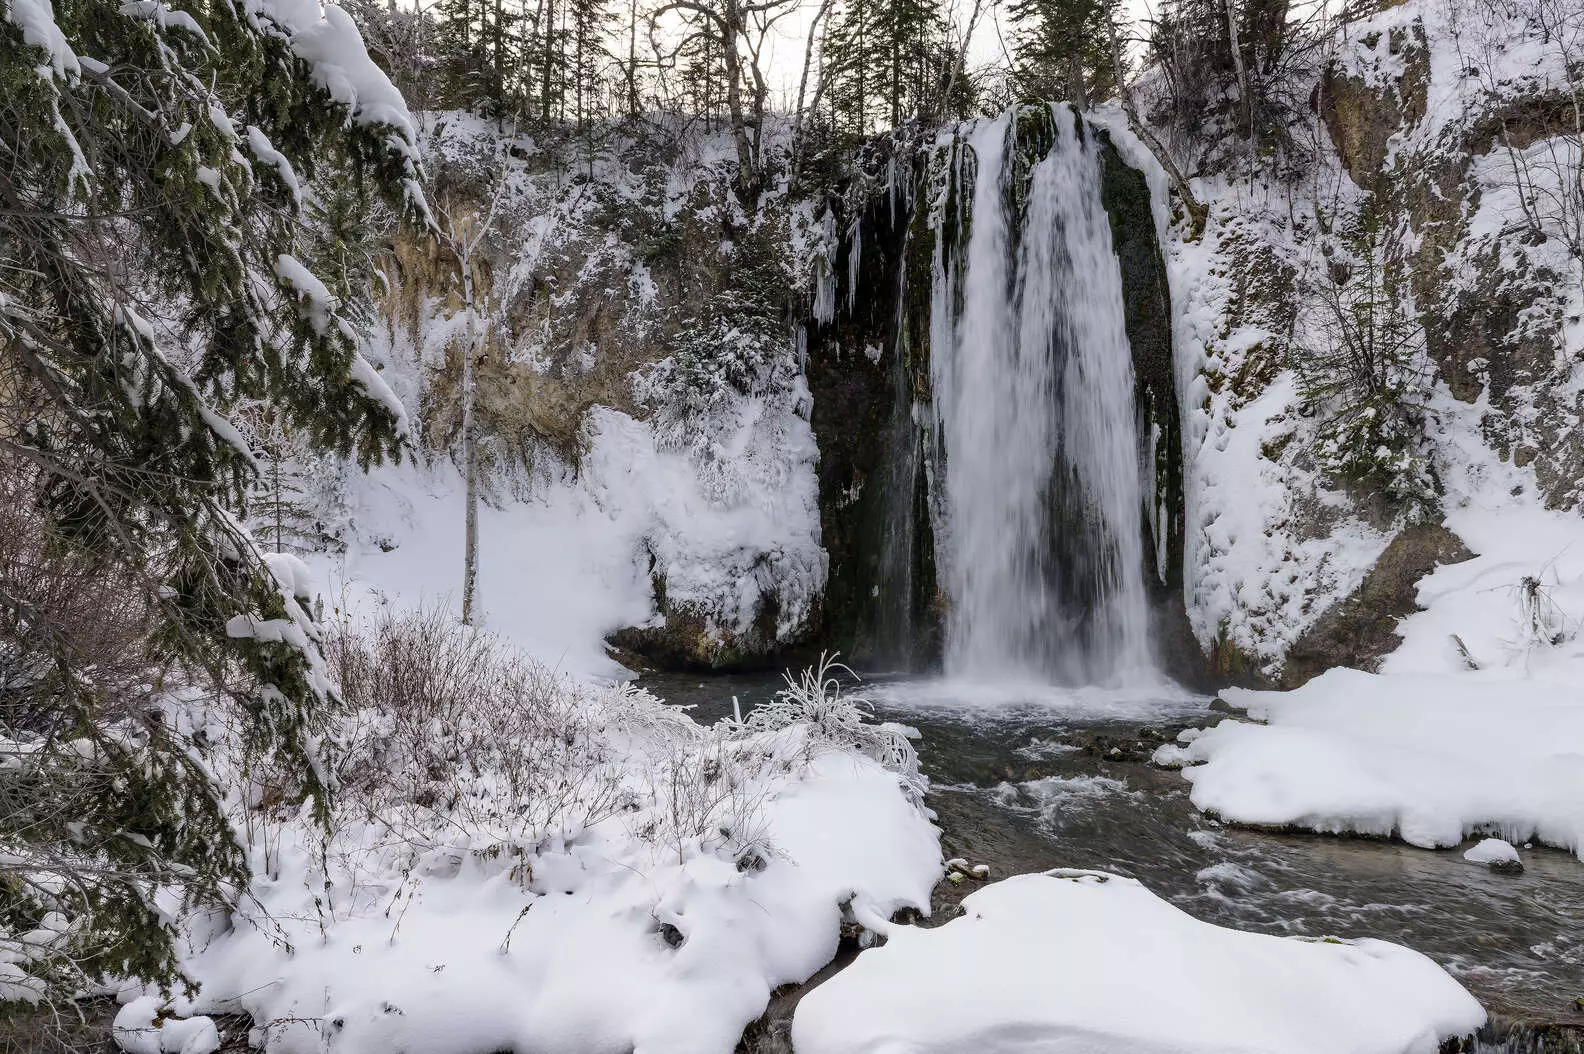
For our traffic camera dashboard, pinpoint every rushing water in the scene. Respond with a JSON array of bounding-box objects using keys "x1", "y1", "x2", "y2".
[
  {"x1": 929, "y1": 107, "x2": 1152, "y2": 685},
  {"x1": 643, "y1": 671, "x2": 1584, "y2": 1040}
]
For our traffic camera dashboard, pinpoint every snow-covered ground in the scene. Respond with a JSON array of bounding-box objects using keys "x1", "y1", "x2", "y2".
[
  {"x1": 1158, "y1": 395, "x2": 1584, "y2": 860},
  {"x1": 792, "y1": 870, "x2": 1485, "y2": 1054},
  {"x1": 318, "y1": 397, "x2": 821, "y2": 682},
  {"x1": 115, "y1": 652, "x2": 939, "y2": 1054}
]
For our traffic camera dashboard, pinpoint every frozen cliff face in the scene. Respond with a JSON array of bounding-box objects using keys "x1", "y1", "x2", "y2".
[
  {"x1": 1147, "y1": 0, "x2": 1584, "y2": 685},
  {"x1": 324, "y1": 114, "x2": 827, "y2": 675}
]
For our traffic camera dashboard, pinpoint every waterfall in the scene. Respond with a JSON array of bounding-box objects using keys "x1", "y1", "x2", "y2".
[{"x1": 929, "y1": 106, "x2": 1153, "y2": 684}]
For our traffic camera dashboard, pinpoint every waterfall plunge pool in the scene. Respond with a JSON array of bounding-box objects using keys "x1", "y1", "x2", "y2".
[{"x1": 640, "y1": 668, "x2": 1584, "y2": 1036}]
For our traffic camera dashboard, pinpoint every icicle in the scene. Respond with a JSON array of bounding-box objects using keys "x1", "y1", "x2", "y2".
[
  {"x1": 846, "y1": 219, "x2": 862, "y2": 313},
  {"x1": 813, "y1": 206, "x2": 838, "y2": 325}
]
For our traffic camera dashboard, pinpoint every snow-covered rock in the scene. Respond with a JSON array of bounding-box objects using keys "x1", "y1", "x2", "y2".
[
  {"x1": 1159, "y1": 399, "x2": 1584, "y2": 860},
  {"x1": 112, "y1": 997, "x2": 220, "y2": 1054},
  {"x1": 791, "y1": 869, "x2": 1484, "y2": 1054},
  {"x1": 1463, "y1": 838, "x2": 1522, "y2": 871}
]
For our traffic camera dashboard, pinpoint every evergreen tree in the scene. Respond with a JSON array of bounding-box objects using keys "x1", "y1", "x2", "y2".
[
  {"x1": 565, "y1": 0, "x2": 613, "y2": 128},
  {"x1": 1009, "y1": 0, "x2": 1123, "y2": 107},
  {"x1": 0, "y1": 0, "x2": 426, "y2": 1009},
  {"x1": 823, "y1": 0, "x2": 955, "y2": 135}
]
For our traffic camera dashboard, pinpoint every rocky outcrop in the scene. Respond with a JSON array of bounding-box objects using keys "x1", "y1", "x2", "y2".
[
  {"x1": 1322, "y1": 11, "x2": 1584, "y2": 508},
  {"x1": 375, "y1": 123, "x2": 824, "y2": 673},
  {"x1": 1280, "y1": 524, "x2": 1474, "y2": 688},
  {"x1": 1319, "y1": 22, "x2": 1429, "y2": 193}
]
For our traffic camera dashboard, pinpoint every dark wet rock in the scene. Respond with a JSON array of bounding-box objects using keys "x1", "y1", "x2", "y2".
[
  {"x1": 607, "y1": 588, "x2": 794, "y2": 673},
  {"x1": 1444, "y1": 1018, "x2": 1584, "y2": 1053},
  {"x1": 1280, "y1": 524, "x2": 1475, "y2": 688}
]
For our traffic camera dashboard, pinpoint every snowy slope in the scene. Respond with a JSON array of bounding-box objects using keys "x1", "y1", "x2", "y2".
[
  {"x1": 1125, "y1": 0, "x2": 1584, "y2": 679},
  {"x1": 117, "y1": 660, "x2": 939, "y2": 1054},
  {"x1": 278, "y1": 113, "x2": 829, "y2": 677}
]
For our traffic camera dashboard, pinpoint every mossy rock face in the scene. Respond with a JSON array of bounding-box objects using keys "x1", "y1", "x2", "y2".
[
  {"x1": 1320, "y1": 21, "x2": 1429, "y2": 193},
  {"x1": 803, "y1": 145, "x2": 943, "y2": 670},
  {"x1": 1208, "y1": 629, "x2": 1274, "y2": 689},
  {"x1": 1093, "y1": 127, "x2": 1210, "y2": 687},
  {"x1": 606, "y1": 578, "x2": 791, "y2": 672}
]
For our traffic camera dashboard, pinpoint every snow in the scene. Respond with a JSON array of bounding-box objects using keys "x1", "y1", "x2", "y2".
[
  {"x1": 1157, "y1": 393, "x2": 1584, "y2": 861},
  {"x1": 244, "y1": 0, "x2": 418, "y2": 158},
  {"x1": 1155, "y1": 667, "x2": 1584, "y2": 856},
  {"x1": 119, "y1": 2, "x2": 208, "y2": 43},
  {"x1": 245, "y1": 125, "x2": 302, "y2": 204},
  {"x1": 792, "y1": 869, "x2": 1485, "y2": 1054},
  {"x1": 347, "y1": 351, "x2": 409, "y2": 434},
  {"x1": 4, "y1": 0, "x2": 78, "y2": 77},
  {"x1": 320, "y1": 455, "x2": 650, "y2": 680},
  {"x1": 281, "y1": 116, "x2": 828, "y2": 678},
  {"x1": 159, "y1": 679, "x2": 939, "y2": 1054},
  {"x1": 113, "y1": 997, "x2": 219, "y2": 1054},
  {"x1": 273, "y1": 253, "x2": 335, "y2": 334},
  {"x1": 1463, "y1": 838, "x2": 1520, "y2": 865}
]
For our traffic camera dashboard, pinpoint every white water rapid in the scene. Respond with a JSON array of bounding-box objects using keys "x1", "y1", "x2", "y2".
[{"x1": 929, "y1": 106, "x2": 1153, "y2": 684}]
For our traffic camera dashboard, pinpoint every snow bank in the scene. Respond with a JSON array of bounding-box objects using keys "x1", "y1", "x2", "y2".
[
  {"x1": 1159, "y1": 395, "x2": 1584, "y2": 860},
  {"x1": 792, "y1": 869, "x2": 1484, "y2": 1054},
  {"x1": 157, "y1": 673, "x2": 938, "y2": 1054},
  {"x1": 113, "y1": 997, "x2": 219, "y2": 1054},
  {"x1": 1156, "y1": 667, "x2": 1584, "y2": 857}
]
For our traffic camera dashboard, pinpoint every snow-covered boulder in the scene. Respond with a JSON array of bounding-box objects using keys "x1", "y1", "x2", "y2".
[
  {"x1": 792, "y1": 869, "x2": 1484, "y2": 1054},
  {"x1": 1463, "y1": 838, "x2": 1523, "y2": 873}
]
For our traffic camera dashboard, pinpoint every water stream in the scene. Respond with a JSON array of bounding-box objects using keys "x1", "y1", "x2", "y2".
[{"x1": 643, "y1": 671, "x2": 1584, "y2": 1041}]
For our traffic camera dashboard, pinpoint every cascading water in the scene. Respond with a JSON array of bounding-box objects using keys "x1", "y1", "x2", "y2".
[{"x1": 929, "y1": 106, "x2": 1153, "y2": 684}]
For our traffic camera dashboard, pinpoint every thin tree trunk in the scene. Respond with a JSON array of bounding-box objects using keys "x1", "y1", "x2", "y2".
[
  {"x1": 627, "y1": 0, "x2": 640, "y2": 115},
  {"x1": 460, "y1": 257, "x2": 479, "y2": 626},
  {"x1": 791, "y1": 0, "x2": 838, "y2": 179},
  {"x1": 718, "y1": 0, "x2": 757, "y2": 191},
  {"x1": 941, "y1": 0, "x2": 985, "y2": 121},
  {"x1": 1223, "y1": 0, "x2": 1254, "y2": 142},
  {"x1": 1106, "y1": 14, "x2": 1208, "y2": 234}
]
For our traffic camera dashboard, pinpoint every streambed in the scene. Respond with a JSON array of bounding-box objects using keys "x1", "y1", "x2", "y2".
[{"x1": 642, "y1": 671, "x2": 1584, "y2": 1041}]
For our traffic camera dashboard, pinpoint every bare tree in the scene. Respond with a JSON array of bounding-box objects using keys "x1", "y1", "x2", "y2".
[
  {"x1": 1107, "y1": 12, "x2": 1209, "y2": 232},
  {"x1": 435, "y1": 173, "x2": 509, "y2": 625},
  {"x1": 648, "y1": 0, "x2": 799, "y2": 191}
]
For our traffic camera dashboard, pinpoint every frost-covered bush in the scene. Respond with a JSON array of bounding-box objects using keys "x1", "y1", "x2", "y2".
[
  {"x1": 323, "y1": 608, "x2": 689, "y2": 860},
  {"x1": 1506, "y1": 570, "x2": 1573, "y2": 664},
  {"x1": 731, "y1": 654, "x2": 926, "y2": 804}
]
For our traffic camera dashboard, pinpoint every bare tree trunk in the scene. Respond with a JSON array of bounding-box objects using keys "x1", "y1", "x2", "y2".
[
  {"x1": 941, "y1": 0, "x2": 985, "y2": 121},
  {"x1": 627, "y1": 0, "x2": 640, "y2": 115},
  {"x1": 459, "y1": 256, "x2": 479, "y2": 626},
  {"x1": 790, "y1": 0, "x2": 837, "y2": 177},
  {"x1": 443, "y1": 178, "x2": 508, "y2": 628},
  {"x1": 1107, "y1": 14, "x2": 1209, "y2": 235},
  {"x1": 718, "y1": 0, "x2": 758, "y2": 191},
  {"x1": 1223, "y1": 0, "x2": 1254, "y2": 142}
]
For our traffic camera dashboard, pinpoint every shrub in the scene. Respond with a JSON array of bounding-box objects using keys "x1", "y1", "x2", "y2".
[{"x1": 1294, "y1": 219, "x2": 1439, "y2": 522}]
